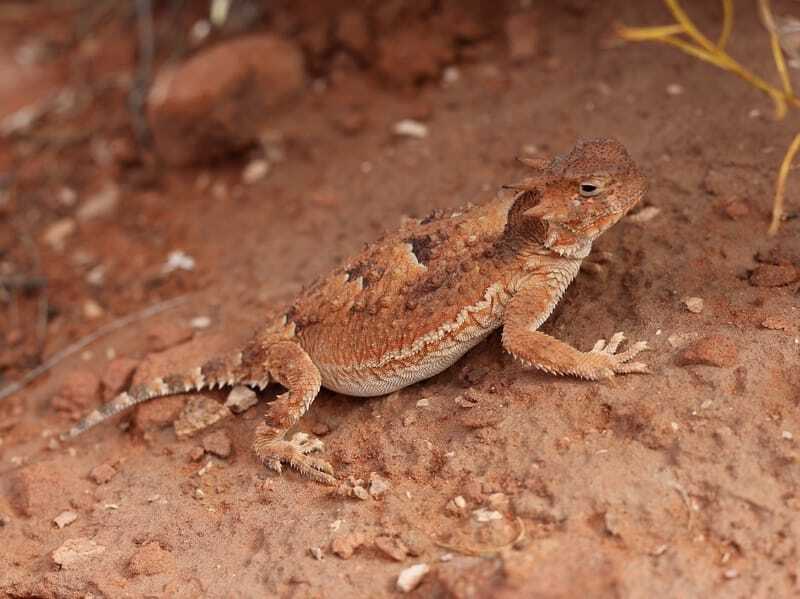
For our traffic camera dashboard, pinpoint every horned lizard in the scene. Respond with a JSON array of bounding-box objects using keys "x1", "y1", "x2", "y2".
[{"x1": 64, "y1": 138, "x2": 650, "y2": 485}]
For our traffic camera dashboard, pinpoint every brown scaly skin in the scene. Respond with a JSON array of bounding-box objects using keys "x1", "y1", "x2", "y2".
[{"x1": 64, "y1": 139, "x2": 650, "y2": 486}]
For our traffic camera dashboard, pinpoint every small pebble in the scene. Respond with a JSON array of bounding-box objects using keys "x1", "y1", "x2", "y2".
[
  {"x1": 416, "y1": 398, "x2": 430, "y2": 408},
  {"x1": 782, "y1": 431, "x2": 793, "y2": 440},
  {"x1": 224, "y1": 386, "x2": 258, "y2": 414},
  {"x1": 666, "y1": 83, "x2": 684, "y2": 95},
  {"x1": 473, "y1": 508, "x2": 503, "y2": 522},
  {"x1": 202, "y1": 430, "x2": 232, "y2": 458},
  {"x1": 309, "y1": 546, "x2": 324, "y2": 560},
  {"x1": 352, "y1": 486, "x2": 370, "y2": 501},
  {"x1": 393, "y1": 119, "x2": 429, "y2": 139},
  {"x1": 53, "y1": 510, "x2": 78, "y2": 529},
  {"x1": 369, "y1": 473, "x2": 390, "y2": 498},
  {"x1": 90, "y1": 463, "x2": 117, "y2": 485},
  {"x1": 242, "y1": 159, "x2": 270, "y2": 184},
  {"x1": 190, "y1": 316, "x2": 212, "y2": 329},
  {"x1": 396, "y1": 563, "x2": 429, "y2": 593},
  {"x1": 682, "y1": 297, "x2": 704, "y2": 314},
  {"x1": 52, "y1": 538, "x2": 106, "y2": 569},
  {"x1": 331, "y1": 532, "x2": 366, "y2": 559}
]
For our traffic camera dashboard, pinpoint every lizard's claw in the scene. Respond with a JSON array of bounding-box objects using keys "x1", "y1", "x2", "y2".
[
  {"x1": 584, "y1": 332, "x2": 650, "y2": 379},
  {"x1": 258, "y1": 431, "x2": 336, "y2": 486}
]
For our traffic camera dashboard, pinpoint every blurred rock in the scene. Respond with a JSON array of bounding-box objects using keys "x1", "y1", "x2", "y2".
[
  {"x1": 148, "y1": 35, "x2": 305, "y2": 165},
  {"x1": 52, "y1": 537, "x2": 106, "y2": 569},
  {"x1": 377, "y1": 25, "x2": 454, "y2": 86}
]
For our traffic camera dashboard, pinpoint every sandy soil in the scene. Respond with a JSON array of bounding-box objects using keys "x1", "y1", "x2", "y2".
[{"x1": 1, "y1": 1, "x2": 799, "y2": 597}]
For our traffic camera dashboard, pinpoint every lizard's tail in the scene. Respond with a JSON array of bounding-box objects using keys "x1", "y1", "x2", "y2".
[{"x1": 60, "y1": 349, "x2": 267, "y2": 441}]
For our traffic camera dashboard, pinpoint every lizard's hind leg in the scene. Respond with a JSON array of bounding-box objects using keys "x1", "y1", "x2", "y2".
[{"x1": 252, "y1": 340, "x2": 335, "y2": 485}]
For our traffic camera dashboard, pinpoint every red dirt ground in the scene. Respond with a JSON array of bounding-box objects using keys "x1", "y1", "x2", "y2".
[{"x1": 1, "y1": 1, "x2": 799, "y2": 597}]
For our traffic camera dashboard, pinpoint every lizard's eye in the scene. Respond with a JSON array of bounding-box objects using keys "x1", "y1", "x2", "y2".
[{"x1": 579, "y1": 182, "x2": 602, "y2": 198}]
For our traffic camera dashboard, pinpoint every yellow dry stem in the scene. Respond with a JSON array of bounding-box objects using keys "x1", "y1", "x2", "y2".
[
  {"x1": 769, "y1": 131, "x2": 800, "y2": 235},
  {"x1": 618, "y1": 0, "x2": 799, "y2": 235}
]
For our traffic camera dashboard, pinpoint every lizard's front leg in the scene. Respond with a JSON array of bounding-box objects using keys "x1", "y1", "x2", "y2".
[
  {"x1": 252, "y1": 340, "x2": 336, "y2": 485},
  {"x1": 501, "y1": 284, "x2": 650, "y2": 380}
]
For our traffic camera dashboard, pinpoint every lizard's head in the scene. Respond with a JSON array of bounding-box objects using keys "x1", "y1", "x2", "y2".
[{"x1": 510, "y1": 138, "x2": 647, "y2": 258}]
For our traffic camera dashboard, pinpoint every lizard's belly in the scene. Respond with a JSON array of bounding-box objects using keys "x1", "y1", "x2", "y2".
[
  {"x1": 306, "y1": 282, "x2": 511, "y2": 397},
  {"x1": 316, "y1": 327, "x2": 494, "y2": 397}
]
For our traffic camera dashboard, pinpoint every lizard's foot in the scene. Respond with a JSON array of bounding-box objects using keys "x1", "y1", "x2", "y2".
[
  {"x1": 583, "y1": 332, "x2": 650, "y2": 379},
  {"x1": 254, "y1": 428, "x2": 336, "y2": 486}
]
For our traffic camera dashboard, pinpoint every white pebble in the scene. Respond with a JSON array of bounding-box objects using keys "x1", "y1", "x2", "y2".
[
  {"x1": 393, "y1": 119, "x2": 429, "y2": 139},
  {"x1": 242, "y1": 159, "x2": 270, "y2": 184},
  {"x1": 473, "y1": 508, "x2": 503, "y2": 522},
  {"x1": 190, "y1": 316, "x2": 212, "y2": 329},
  {"x1": 782, "y1": 431, "x2": 793, "y2": 440},
  {"x1": 162, "y1": 250, "x2": 195, "y2": 274},
  {"x1": 53, "y1": 510, "x2": 78, "y2": 529},
  {"x1": 225, "y1": 386, "x2": 258, "y2": 414},
  {"x1": 396, "y1": 563, "x2": 430, "y2": 593},
  {"x1": 682, "y1": 297, "x2": 704, "y2": 314},
  {"x1": 666, "y1": 83, "x2": 684, "y2": 96}
]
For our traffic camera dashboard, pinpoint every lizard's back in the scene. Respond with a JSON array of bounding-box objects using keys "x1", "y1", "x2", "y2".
[{"x1": 284, "y1": 194, "x2": 519, "y2": 395}]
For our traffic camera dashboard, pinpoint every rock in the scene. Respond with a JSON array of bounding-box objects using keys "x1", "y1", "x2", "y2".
[
  {"x1": 309, "y1": 546, "x2": 324, "y2": 560},
  {"x1": 51, "y1": 371, "x2": 100, "y2": 420},
  {"x1": 52, "y1": 537, "x2": 106, "y2": 569},
  {"x1": 369, "y1": 472, "x2": 390, "y2": 498},
  {"x1": 9, "y1": 462, "x2": 68, "y2": 517},
  {"x1": 148, "y1": 34, "x2": 305, "y2": 165},
  {"x1": 90, "y1": 463, "x2": 117, "y2": 485},
  {"x1": 487, "y1": 492, "x2": 509, "y2": 511},
  {"x1": 375, "y1": 535, "x2": 408, "y2": 562},
  {"x1": 330, "y1": 532, "x2": 367, "y2": 559},
  {"x1": 446, "y1": 495, "x2": 467, "y2": 516},
  {"x1": 352, "y1": 485, "x2": 370, "y2": 501},
  {"x1": 749, "y1": 264, "x2": 799, "y2": 287},
  {"x1": 82, "y1": 299, "x2": 104, "y2": 319},
  {"x1": 241, "y1": 159, "x2": 270, "y2": 184},
  {"x1": 336, "y1": 10, "x2": 372, "y2": 56},
  {"x1": 42, "y1": 218, "x2": 76, "y2": 251},
  {"x1": 174, "y1": 396, "x2": 231, "y2": 438},
  {"x1": 202, "y1": 430, "x2": 232, "y2": 458},
  {"x1": 473, "y1": 508, "x2": 503, "y2": 523},
  {"x1": 146, "y1": 322, "x2": 193, "y2": 352},
  {"x1": 505, "y1": 12, "x2": 540, "y2": 62},
  {"x1": 53, "y1": 510, "x2": 78, "y2": 529},
  {"x1": 678, "y1": 335, "x2": 738, "y2": 368},
  {"x1": 396, "y1": 563, "x2": 430, "y2": 593},
  {"x1": 76, "y1": 184, "x2": 119, "y2": 221},
  {"x1": 101, "y1": 357, "x2": 140, "y2": 397},
  {"x1": 682, "y1": 297, "x2": 704, "y2": 314},
  {"x1": 377, "y1": 25, "x2": 454, "y2": 86},
  {"x1": 224, "y1": 385, "x2": 258, "y2": 414},
  {"x1": 189, "y1": 446, "x2": 205, "y2": 461},
  {"x1": 133, "y1": 396, "x2": 187, "y2": 432},
  {"x1": 393, "y1": 119, "x2": 428, "y2": 139},
  {"x1": 129, "y1": 541, "x2": 175, "y2": 576}
]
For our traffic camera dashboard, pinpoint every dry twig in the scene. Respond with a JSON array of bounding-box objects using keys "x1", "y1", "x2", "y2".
[{"x1": 618, "y1": 0, "x2": 799, "y2": 235}]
